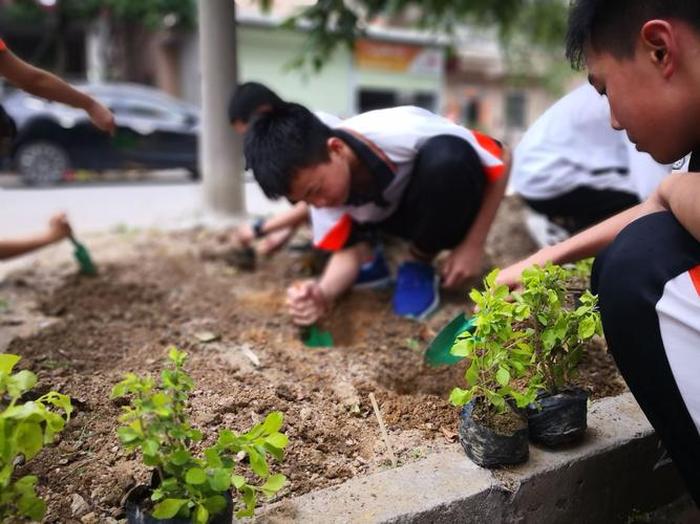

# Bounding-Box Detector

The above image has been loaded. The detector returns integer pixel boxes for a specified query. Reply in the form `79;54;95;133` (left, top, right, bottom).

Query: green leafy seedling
516;262;602;393
0;354;73;522
112;347;289;522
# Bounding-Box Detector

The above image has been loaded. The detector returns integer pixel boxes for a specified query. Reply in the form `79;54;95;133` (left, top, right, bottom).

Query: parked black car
2;82;200;185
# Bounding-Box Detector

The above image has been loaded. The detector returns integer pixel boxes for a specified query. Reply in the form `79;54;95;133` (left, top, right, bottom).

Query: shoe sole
395;274;440;321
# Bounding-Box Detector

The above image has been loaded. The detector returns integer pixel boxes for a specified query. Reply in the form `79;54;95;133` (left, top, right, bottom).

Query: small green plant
449;270;541;413
516;263;602;392
0;354;73;521
112;347;288;523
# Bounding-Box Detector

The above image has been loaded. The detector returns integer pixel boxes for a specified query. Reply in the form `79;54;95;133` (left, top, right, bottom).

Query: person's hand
87;100;115;134
286;280;329;326
233;223;255;247
441;243;484;289
46;212;72;243
494;259;533;291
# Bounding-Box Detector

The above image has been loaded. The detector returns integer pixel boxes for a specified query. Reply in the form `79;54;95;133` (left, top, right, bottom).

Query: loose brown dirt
1;197;625;522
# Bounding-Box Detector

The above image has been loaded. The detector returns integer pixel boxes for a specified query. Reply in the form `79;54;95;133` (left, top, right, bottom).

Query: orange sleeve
472;130;506;183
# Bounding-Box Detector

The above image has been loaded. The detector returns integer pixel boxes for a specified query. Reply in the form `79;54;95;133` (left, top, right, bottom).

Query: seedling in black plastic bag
112;347;289;522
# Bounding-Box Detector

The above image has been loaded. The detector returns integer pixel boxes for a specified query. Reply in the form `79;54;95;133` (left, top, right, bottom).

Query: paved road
1;173;289;237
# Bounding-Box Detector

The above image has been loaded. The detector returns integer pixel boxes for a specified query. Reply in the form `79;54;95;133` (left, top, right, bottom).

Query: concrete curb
260;393;685;523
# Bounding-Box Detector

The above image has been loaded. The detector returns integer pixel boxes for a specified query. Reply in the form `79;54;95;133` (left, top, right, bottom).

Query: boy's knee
593;211;700;359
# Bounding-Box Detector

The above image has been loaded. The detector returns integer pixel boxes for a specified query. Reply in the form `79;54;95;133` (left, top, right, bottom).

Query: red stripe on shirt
315;213;352;251
688;265;700;296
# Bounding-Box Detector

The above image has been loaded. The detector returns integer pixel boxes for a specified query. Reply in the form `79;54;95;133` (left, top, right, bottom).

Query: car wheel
15;141;70;186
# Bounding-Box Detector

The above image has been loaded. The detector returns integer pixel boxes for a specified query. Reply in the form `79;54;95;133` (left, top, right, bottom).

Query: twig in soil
369;393;397;468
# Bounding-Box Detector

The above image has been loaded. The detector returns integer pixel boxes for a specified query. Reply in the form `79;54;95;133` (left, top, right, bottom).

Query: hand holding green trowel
288;280;334;347
0;213;94;274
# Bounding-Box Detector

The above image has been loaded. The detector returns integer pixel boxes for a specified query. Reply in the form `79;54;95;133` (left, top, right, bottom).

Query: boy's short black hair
244;103;332;199
227;81;285;124
566;0;700;69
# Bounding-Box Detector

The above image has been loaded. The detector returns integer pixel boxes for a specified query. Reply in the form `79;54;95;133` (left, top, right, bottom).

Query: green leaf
449;387;472;406
261;411;284;435
208;468;231;491
0;353;20;374
235;486;257;519
152;498;188;519
117;426;140;444
265;432;289;449
185;467;207;485
261;473;286;497
171;448;191;466
142;439;159;457
167;347;188;366
203;495;228;515
9;370;37;395
14;421;43;460
247;447;269;477
496;367;510;387
194;504;209;524
231;474;247;489
578;315;596;340
465;359;479;386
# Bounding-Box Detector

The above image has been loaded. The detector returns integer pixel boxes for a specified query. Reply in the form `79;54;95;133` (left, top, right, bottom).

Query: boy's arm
657;173;700;241
0;49;115;133
235;202;308;245
0;214;71;260
496;193;669;288
441;149;510;288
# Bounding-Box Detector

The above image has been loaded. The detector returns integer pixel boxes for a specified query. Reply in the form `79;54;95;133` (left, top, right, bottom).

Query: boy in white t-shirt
244;103;509;324
512;83;671;240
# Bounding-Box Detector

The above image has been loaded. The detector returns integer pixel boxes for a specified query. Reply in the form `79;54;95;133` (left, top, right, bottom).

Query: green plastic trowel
424;313;475;367
301;324;334;348
69;235;97;275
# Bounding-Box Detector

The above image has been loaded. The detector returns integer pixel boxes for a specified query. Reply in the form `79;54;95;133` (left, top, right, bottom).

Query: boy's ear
640;20;676;78
327;136;344;154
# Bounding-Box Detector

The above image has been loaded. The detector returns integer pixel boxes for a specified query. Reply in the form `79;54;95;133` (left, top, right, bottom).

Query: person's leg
384;134;486;256
592;211;700;505
526;187;640;233
381;135;486;318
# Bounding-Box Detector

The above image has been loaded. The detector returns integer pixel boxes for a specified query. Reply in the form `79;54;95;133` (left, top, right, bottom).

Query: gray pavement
1;172;289;236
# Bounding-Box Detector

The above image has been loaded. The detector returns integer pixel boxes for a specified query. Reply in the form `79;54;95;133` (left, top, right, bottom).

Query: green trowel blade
302;324;334;348
424;313;475;367
70;237;97;275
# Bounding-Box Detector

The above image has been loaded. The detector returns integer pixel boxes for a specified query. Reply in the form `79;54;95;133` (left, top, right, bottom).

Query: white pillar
86;8;110;83
197;0;244;215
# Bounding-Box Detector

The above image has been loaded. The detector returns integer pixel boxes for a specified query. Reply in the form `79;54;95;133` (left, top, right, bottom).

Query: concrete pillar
197;0;244;215
86;8;110;83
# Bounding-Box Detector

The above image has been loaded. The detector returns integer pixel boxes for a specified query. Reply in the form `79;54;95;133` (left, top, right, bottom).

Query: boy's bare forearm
0;233;55;260
658;173;700;243
262;202;309;233
317;243;369;301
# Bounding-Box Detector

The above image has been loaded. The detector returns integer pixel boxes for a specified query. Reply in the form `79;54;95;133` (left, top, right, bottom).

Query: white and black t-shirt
512;84;671;201
309;106;506;250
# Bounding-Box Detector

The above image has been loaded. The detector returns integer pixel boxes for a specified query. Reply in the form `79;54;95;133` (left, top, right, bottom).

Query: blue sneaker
392;261;439;320
354;249;392;289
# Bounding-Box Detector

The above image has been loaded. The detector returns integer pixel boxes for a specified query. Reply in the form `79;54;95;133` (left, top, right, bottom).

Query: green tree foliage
5;0;196;30
0;354;73;522
276;0;569;71
112;347;288;522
